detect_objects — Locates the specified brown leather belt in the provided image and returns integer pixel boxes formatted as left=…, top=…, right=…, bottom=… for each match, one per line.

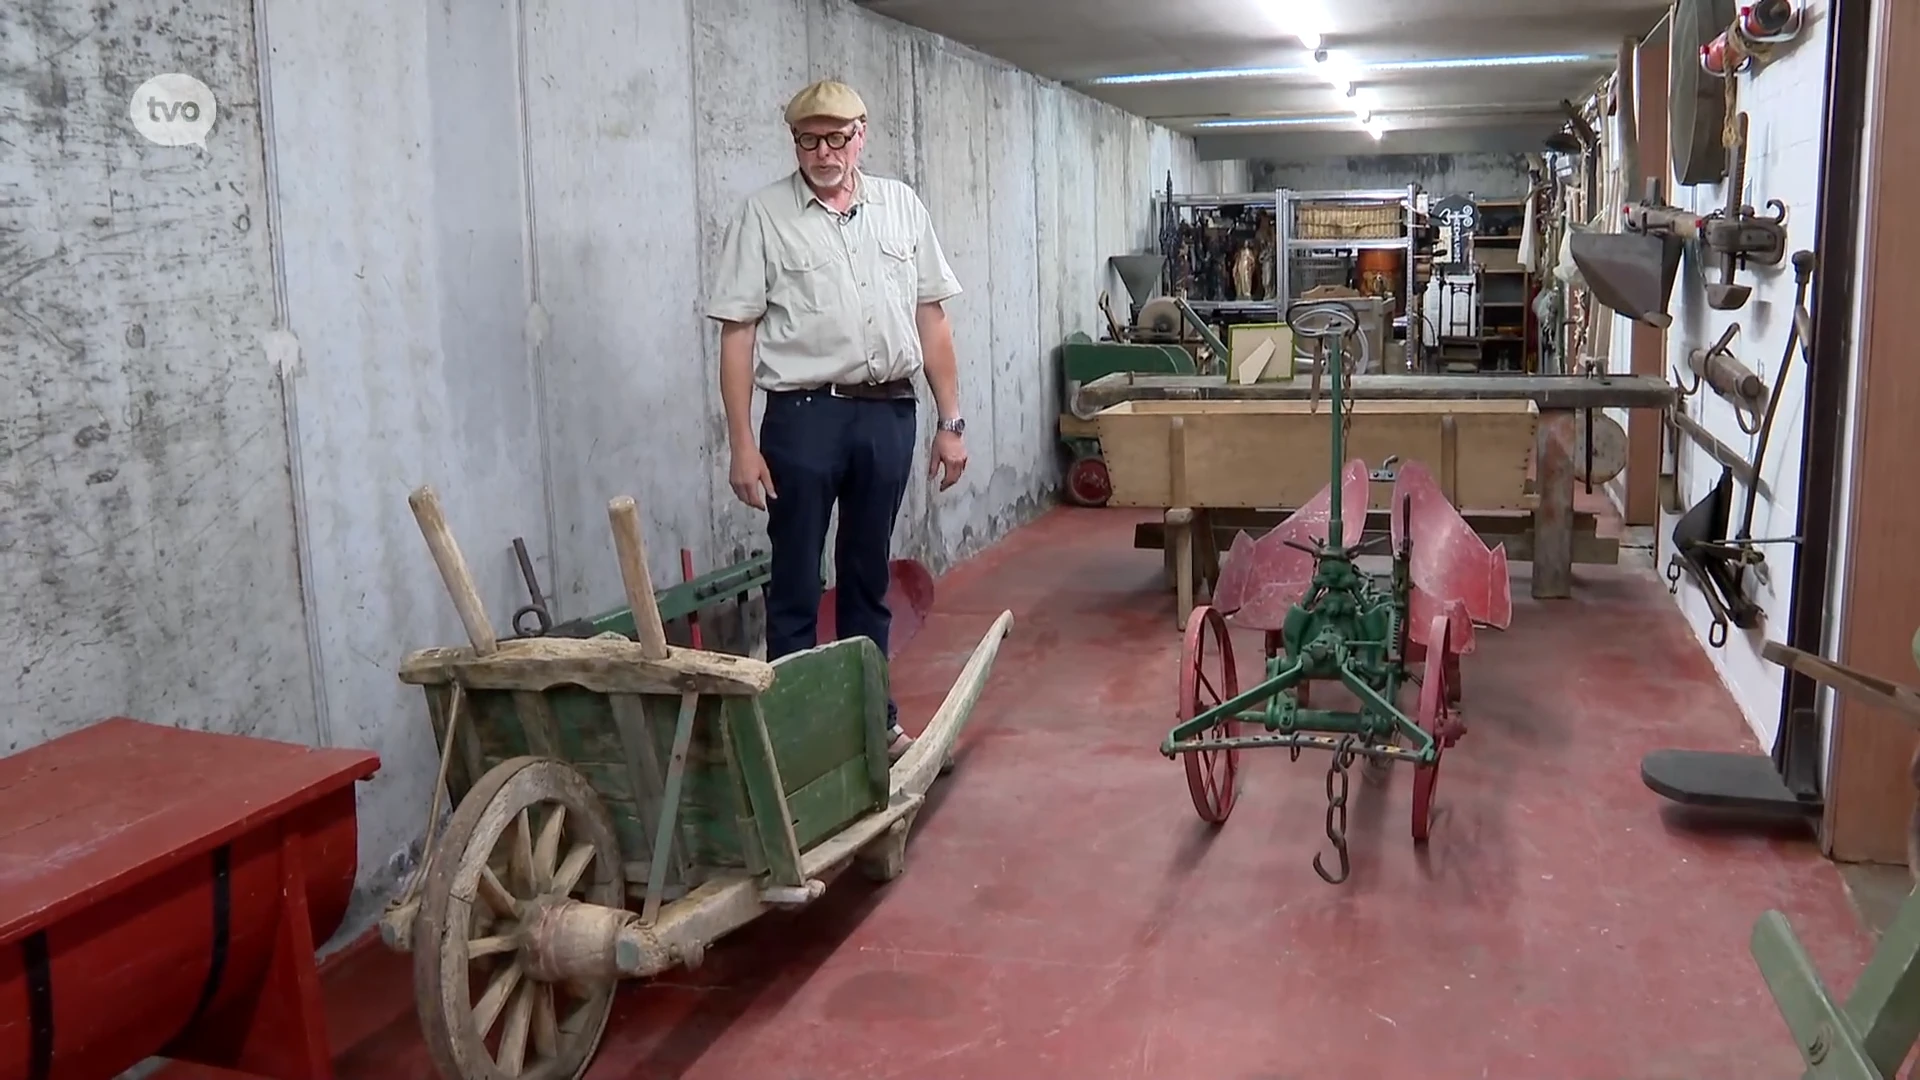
left=825, top=378, right=915, bottom=401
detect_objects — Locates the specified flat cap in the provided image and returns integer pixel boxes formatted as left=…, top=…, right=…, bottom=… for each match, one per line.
left=785, top=79, right=867, bottom=126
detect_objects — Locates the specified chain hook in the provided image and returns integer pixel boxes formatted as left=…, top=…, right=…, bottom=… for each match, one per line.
left=1313, top=736, right=1355, bottom=885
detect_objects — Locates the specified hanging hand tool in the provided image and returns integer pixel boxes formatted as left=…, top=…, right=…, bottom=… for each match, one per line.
left=1570, top=112, right=1788, bottom=326
left=1678, top=323, right=1770, bottom=431
left=510, top=536, right=552, bottom=637
left=1665, top=250, right=1815, bottom=646
left=1696, top=112, right=1789, bottom=310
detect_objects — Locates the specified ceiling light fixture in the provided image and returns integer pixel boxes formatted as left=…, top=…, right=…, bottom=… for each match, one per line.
left=1366, top=52, right=1606, bottom=72
left=1192, top=114, right=1356, bottom=129
left=1081, top=51, right=1609, bottom=86
left=1086, top=64, right=1309, bottom=86
left=1365, top=115, right=1388, bottom=140
left=1310, top=48, right=1359, bottom=96
left=1272, top=1, right=1327, bottom=51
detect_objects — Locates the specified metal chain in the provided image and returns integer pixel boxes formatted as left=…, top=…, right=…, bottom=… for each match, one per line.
left=1313, top=736, right=1357, bottom=884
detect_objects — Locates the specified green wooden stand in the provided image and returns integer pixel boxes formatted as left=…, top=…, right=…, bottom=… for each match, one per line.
left=1753, top=894, right=1920, bottom=1078
left=1749, top=628, right=1920, bottom=1078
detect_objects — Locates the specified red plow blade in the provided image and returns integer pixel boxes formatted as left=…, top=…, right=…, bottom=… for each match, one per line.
left=1211, top=458, right=1512, bottom=650
left=1389, top=460, right=1513, bottom=637
left=1213, top=459, right=1371, bottom=632
left=817, top=558, right=937, bottom=659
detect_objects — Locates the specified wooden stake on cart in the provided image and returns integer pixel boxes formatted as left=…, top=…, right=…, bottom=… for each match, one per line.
left=383, top=485, right=501, bottom=949
left=606, top=495, right=702, bottom=925
left=408, top=485, right=499, bottom=657
left=607, top=495, right=671, bottom=660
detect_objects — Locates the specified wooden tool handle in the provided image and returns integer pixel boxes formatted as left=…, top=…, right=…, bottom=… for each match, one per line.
left=408, top=485, right=498, bottom=656
left=607, top=496, right=671, bottom=660
left=1763, top=640, right=1920, bottom=725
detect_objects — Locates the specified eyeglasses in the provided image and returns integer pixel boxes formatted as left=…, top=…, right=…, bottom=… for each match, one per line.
left=793, top=129, right=857, bottom=151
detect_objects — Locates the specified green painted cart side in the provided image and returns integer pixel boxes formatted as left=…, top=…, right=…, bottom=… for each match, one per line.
left=1059, top=330, right=1200, bottom=507
left=405, top=633, right=892, bottom=904
left=387, top=487, right=1013, bottom=1080
left=587, top=550, right=770, bottom=641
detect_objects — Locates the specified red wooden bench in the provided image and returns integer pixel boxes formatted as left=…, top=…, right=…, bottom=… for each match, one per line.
left=0, top=718, right=380, bottom=1080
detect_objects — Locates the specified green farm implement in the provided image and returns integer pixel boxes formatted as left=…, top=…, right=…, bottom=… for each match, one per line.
left=1160, top=298, right=1512, bottom=883
left=384, top=487, right=1011, bottom=1080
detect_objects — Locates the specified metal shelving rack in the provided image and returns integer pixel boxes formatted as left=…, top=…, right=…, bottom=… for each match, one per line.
left=1153, top=189, right=1284, bottom=320
left=1153, top=185, right=1427, bottom=374
left=1277, top=185, right=1426, bottom=375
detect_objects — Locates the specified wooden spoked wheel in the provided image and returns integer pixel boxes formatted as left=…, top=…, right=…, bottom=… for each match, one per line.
left=1181, top=605, right=1241, bottom=824
left=1412, top=613, right=1457, bottom=844
left=413, top=756, right=627, bottom=1080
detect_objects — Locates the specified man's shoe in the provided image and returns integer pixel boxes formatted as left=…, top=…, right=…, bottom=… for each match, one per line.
left=887, top=726, right=915, bottom=762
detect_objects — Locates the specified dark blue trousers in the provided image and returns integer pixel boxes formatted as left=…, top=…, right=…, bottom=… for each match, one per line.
left=759, top=389, right=916, bottom=716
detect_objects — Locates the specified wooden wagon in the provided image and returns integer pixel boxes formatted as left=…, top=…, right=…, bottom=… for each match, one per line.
left=1090, top=395, right=1540, bottom=627
left=381, top=487, right=1013, bottom=1080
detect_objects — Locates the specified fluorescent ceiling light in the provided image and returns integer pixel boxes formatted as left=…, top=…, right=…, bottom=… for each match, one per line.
left=1367, top=52, right=1605, bottom=72
left=1088, top=64, right=1310, bottom=85
left=1082, top=52, right=1609, bottom=86
left=1192, top=114, right=1354, bottom=129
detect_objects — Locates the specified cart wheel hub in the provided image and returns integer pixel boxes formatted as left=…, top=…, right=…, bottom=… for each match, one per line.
left=517, top=897, right=635, bottom=984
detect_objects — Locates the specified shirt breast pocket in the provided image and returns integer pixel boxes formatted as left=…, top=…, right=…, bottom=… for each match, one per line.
left=877, top=236, right=918, bottom=304
left=774, top=244, right=838, bottom=314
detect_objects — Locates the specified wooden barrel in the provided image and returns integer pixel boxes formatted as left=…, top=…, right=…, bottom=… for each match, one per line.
left=0, top=718, right=378, bottom=1080
left=1356, top=248, right=1407, bottom=317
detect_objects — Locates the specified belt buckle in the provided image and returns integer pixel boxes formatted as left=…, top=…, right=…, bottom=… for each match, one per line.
left=830, top=380, right=880, bottom=400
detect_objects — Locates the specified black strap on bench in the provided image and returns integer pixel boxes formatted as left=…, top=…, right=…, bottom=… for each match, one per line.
left=182, top=844, right=233, bottom=1032
left=23, top=930, right=52, bottom=1080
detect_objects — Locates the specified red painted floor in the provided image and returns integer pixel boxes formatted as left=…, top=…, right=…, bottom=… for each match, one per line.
left=178, top=506, right=1874, bottom=1079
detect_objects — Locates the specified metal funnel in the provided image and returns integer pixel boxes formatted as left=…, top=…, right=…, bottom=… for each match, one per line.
left=1109, top=254, right=1167, bottom=308
left=1568, top=231, right=1683, bottom=330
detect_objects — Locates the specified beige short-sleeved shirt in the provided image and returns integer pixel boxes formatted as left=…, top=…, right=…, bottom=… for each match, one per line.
left=705, top=170, right=963, bottom=392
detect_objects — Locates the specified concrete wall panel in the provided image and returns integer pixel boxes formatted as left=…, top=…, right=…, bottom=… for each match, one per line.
left=521, top=0, right=709, bottom=610
left=696, top=0, right=811, bottom=565
left=911, top=44, right=993, bottom=560
left=984, top=69, right=1047, bottom=525
left=0, top=0, right=312, bottom=756
left=1249, top=153, right=1536, bottom=199
left=260, top=0, right=556, bottom=927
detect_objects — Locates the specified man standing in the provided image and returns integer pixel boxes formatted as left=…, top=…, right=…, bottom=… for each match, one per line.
left=705, top=79, right=969, bottom=760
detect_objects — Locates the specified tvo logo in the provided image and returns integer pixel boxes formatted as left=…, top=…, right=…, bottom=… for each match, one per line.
left=128, top=74, right=218, bottom=148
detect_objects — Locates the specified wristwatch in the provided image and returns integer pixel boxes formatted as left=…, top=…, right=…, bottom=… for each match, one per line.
left=938, top=416, right=966, bottom=435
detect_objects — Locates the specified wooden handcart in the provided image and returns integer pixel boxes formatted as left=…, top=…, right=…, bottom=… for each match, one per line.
left=381, top=487, right=1013, bottom=1080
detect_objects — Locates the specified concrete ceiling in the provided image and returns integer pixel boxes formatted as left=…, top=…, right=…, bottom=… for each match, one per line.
left=857, top=0, right=1670, bottom=158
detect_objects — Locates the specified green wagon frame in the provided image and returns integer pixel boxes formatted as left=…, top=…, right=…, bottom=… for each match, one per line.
left=382, top=488, right=1013, bottom=1080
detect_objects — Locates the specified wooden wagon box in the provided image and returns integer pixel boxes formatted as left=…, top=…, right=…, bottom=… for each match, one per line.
left=1093, top=398, right=1540, bottom=512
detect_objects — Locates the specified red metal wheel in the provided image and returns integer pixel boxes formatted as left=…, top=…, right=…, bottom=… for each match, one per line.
left=1180, top=605, right=1241, bottom=824
left=1065, top=455, right=1112, bottom=507
left=1412, top=612, right=1457, bottom=843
